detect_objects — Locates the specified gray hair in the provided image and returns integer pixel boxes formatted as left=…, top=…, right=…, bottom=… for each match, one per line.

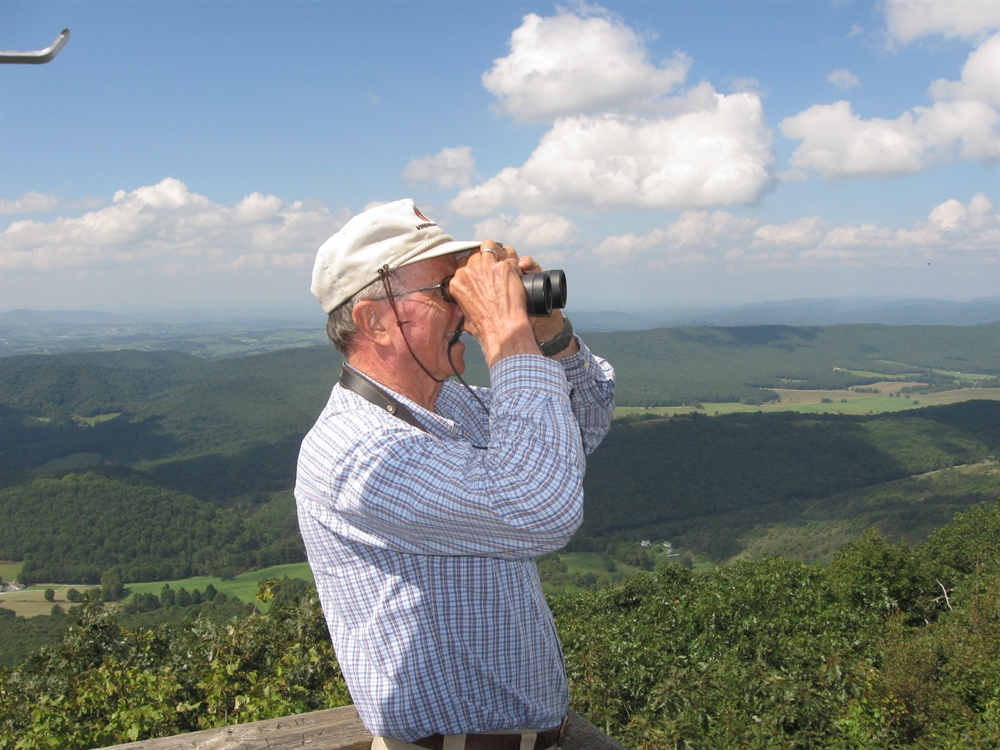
left=325, top=266, right=412, bottom=354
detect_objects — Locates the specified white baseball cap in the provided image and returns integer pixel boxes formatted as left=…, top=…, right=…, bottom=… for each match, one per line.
left=311, top=199, right=481, bottom=313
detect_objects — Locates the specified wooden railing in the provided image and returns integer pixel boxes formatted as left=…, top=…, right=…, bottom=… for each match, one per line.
left=106, top=705, right=627, bottom=750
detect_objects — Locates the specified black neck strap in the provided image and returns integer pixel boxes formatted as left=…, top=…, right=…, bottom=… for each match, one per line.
left=339, top=366, right=428, bottom=434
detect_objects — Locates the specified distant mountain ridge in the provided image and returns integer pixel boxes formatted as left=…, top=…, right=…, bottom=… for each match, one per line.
left=3, top=297, right=998, bottom=331
left=571, top=297, right=1000, bottom=331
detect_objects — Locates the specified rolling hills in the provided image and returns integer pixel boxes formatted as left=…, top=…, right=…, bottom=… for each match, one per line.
left=0, top=323, right=996, bottom=590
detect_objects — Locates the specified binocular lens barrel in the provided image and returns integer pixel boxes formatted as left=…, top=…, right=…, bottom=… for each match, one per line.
left=522, top=270, right=567, bottom=316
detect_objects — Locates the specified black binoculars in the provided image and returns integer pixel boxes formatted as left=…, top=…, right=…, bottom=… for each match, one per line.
left=441, top=269, right=567, bottom=316
left=521, top=270, right=567, bottom=316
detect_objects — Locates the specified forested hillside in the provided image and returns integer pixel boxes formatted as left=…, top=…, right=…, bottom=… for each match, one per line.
left=1, top=324, right=997, bottom=588
left=578, top=323, right=999, bottom=405
left=580, top=400, right=999, bottom=559
left=2, top=503, right=997, bottom=748
left=0, top=473, right=302, bottom=584
left=3, top=400, right=994, bottom=585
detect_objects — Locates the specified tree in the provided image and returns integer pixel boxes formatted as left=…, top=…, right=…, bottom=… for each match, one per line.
left=175, top=588, right=191, bottom=607
left=43, top=588, right=55, bottom=602
left=101, top=570, right=124, bottom=602
left=66, top=588, right=82, bottom=603
left=50, top=604, right=64, bottom=616
left=160, top=584, right=175, bottom=607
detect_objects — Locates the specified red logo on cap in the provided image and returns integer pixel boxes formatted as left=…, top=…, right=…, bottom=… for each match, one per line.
left=413, top=206, right=432, bottom=223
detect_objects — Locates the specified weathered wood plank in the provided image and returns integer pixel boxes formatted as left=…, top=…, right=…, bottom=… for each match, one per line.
left=103, top=704, right=372, bottom=750
left=102, top=706, right=627, bottom=750
left=563, top=711, right=628, bottom=750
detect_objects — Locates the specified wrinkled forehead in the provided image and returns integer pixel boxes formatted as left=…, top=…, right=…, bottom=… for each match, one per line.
left=403, top=251, right=461, bottom=281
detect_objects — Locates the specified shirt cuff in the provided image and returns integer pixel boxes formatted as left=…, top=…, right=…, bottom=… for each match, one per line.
left=557, top=337, right=605, bottom=382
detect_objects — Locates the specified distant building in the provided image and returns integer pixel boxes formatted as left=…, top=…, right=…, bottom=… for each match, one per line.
left=663, top=542, right=672, bottom=548
left=640, top=540, right=651, bottom=547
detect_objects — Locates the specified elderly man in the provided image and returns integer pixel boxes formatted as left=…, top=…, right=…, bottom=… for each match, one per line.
left=295, top=200, right=615, bottom=750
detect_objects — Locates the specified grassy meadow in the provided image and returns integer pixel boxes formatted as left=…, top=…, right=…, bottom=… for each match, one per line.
left=1, top=562, right=315, bottom=618
left=0, top=561, right=24, bottom=584
left=614, top=383, right=1000, bottom=419
left=123, top=561, right=314, bottom=610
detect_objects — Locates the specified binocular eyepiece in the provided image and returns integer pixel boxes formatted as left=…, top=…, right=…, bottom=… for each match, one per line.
left=521, top=270, right=567, bottom=316
left=441, top=269, right=567, bottom=316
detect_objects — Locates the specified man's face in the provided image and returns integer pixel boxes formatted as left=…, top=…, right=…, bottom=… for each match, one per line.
left=386, top=254, right=466, bottom=379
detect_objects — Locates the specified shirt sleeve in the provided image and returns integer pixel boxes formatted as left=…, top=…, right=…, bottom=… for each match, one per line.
left=296, top=355, right=589, bottom=559
left=556, top=336, right=616, bottom=455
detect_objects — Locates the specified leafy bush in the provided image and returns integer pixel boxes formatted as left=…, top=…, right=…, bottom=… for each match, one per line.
left=0, top=581, right=348, bottom=749
left=552, top=503, right=1000, bottom=748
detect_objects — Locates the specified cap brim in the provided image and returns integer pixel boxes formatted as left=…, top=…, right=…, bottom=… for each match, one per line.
left=395, top=239, right=482, bottom=269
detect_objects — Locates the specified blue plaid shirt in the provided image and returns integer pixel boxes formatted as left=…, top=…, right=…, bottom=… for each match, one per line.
left=295, top=339, right=615, bottom=741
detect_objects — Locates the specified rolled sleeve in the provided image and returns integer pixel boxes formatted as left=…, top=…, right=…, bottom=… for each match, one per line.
left=556, top=337, right=616, bottom=455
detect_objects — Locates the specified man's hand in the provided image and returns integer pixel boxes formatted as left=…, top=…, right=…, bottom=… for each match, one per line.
left=448, top=241, right=538, bottom=367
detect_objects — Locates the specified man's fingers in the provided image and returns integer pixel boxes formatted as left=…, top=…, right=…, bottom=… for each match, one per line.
left=478, top=240, right=502, bottom=262
left=518, top=254, right=542, bottom=274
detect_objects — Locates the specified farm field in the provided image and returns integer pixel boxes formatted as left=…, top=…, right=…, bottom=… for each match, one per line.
left=123, top=561, right=314, bottom=608
left=30, top=452, right=103, bottom=473
left=1, top=562, right=315, bottom=618
left=615, top=384, right=1000, bottom=419
left=538, top=547, right=711, bottom=596
left=0, top=585, right=74, bottom=618
left=0, top=561, right=24, bottom=585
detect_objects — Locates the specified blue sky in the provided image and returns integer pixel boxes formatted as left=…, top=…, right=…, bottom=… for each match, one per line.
left=2, top=1, right=997, bottom=314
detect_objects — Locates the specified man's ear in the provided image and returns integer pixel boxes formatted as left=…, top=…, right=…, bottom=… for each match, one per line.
left=352, top=300, right=393, bottom=346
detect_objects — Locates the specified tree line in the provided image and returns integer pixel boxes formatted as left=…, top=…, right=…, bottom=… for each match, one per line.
left=0, top=471, right=304, bottom=585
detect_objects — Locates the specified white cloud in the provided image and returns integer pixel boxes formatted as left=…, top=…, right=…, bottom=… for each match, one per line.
left=664, top=210, right=758, bottom=246
left=784, top=24, right=1000, bottom=180
left=929, top=33, right=1000, bottom=106
left=472, top=213, right=577, bottom=250
left=755, top=194, right=999, bottom=266
left=452, top=86, right=774, bottom=215
left=593, top=194, right=997, bottom=270
left=595, top=210, right=758, bottom=264
left=827, top=69, right=861, bottom=89
left=1, top=177, right=349, bottom=273
left=728, top=77, right=765, bottom=95
left=233, top=192, right=283, bottom=223
left=780, top=96, right=998, bottom=178
left=751, top=217, right=828, bottom=249
left=482, top=5, right=691, bottom=122
left=0, top=191, right=59, bottom=214
left=883, top=0, right=1000, bottom=45
left=402, top=146, right=478, bottom=189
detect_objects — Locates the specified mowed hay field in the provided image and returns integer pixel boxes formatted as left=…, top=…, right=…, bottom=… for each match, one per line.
left=1, top=562, right=315, bottom=618
left=0, top=585, right=75, bottom=618
left=615, top=384, right=1000, bottom=419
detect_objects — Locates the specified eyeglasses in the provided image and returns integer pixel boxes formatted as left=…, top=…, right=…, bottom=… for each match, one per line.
left=372, top=281, right=446, bottom=301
